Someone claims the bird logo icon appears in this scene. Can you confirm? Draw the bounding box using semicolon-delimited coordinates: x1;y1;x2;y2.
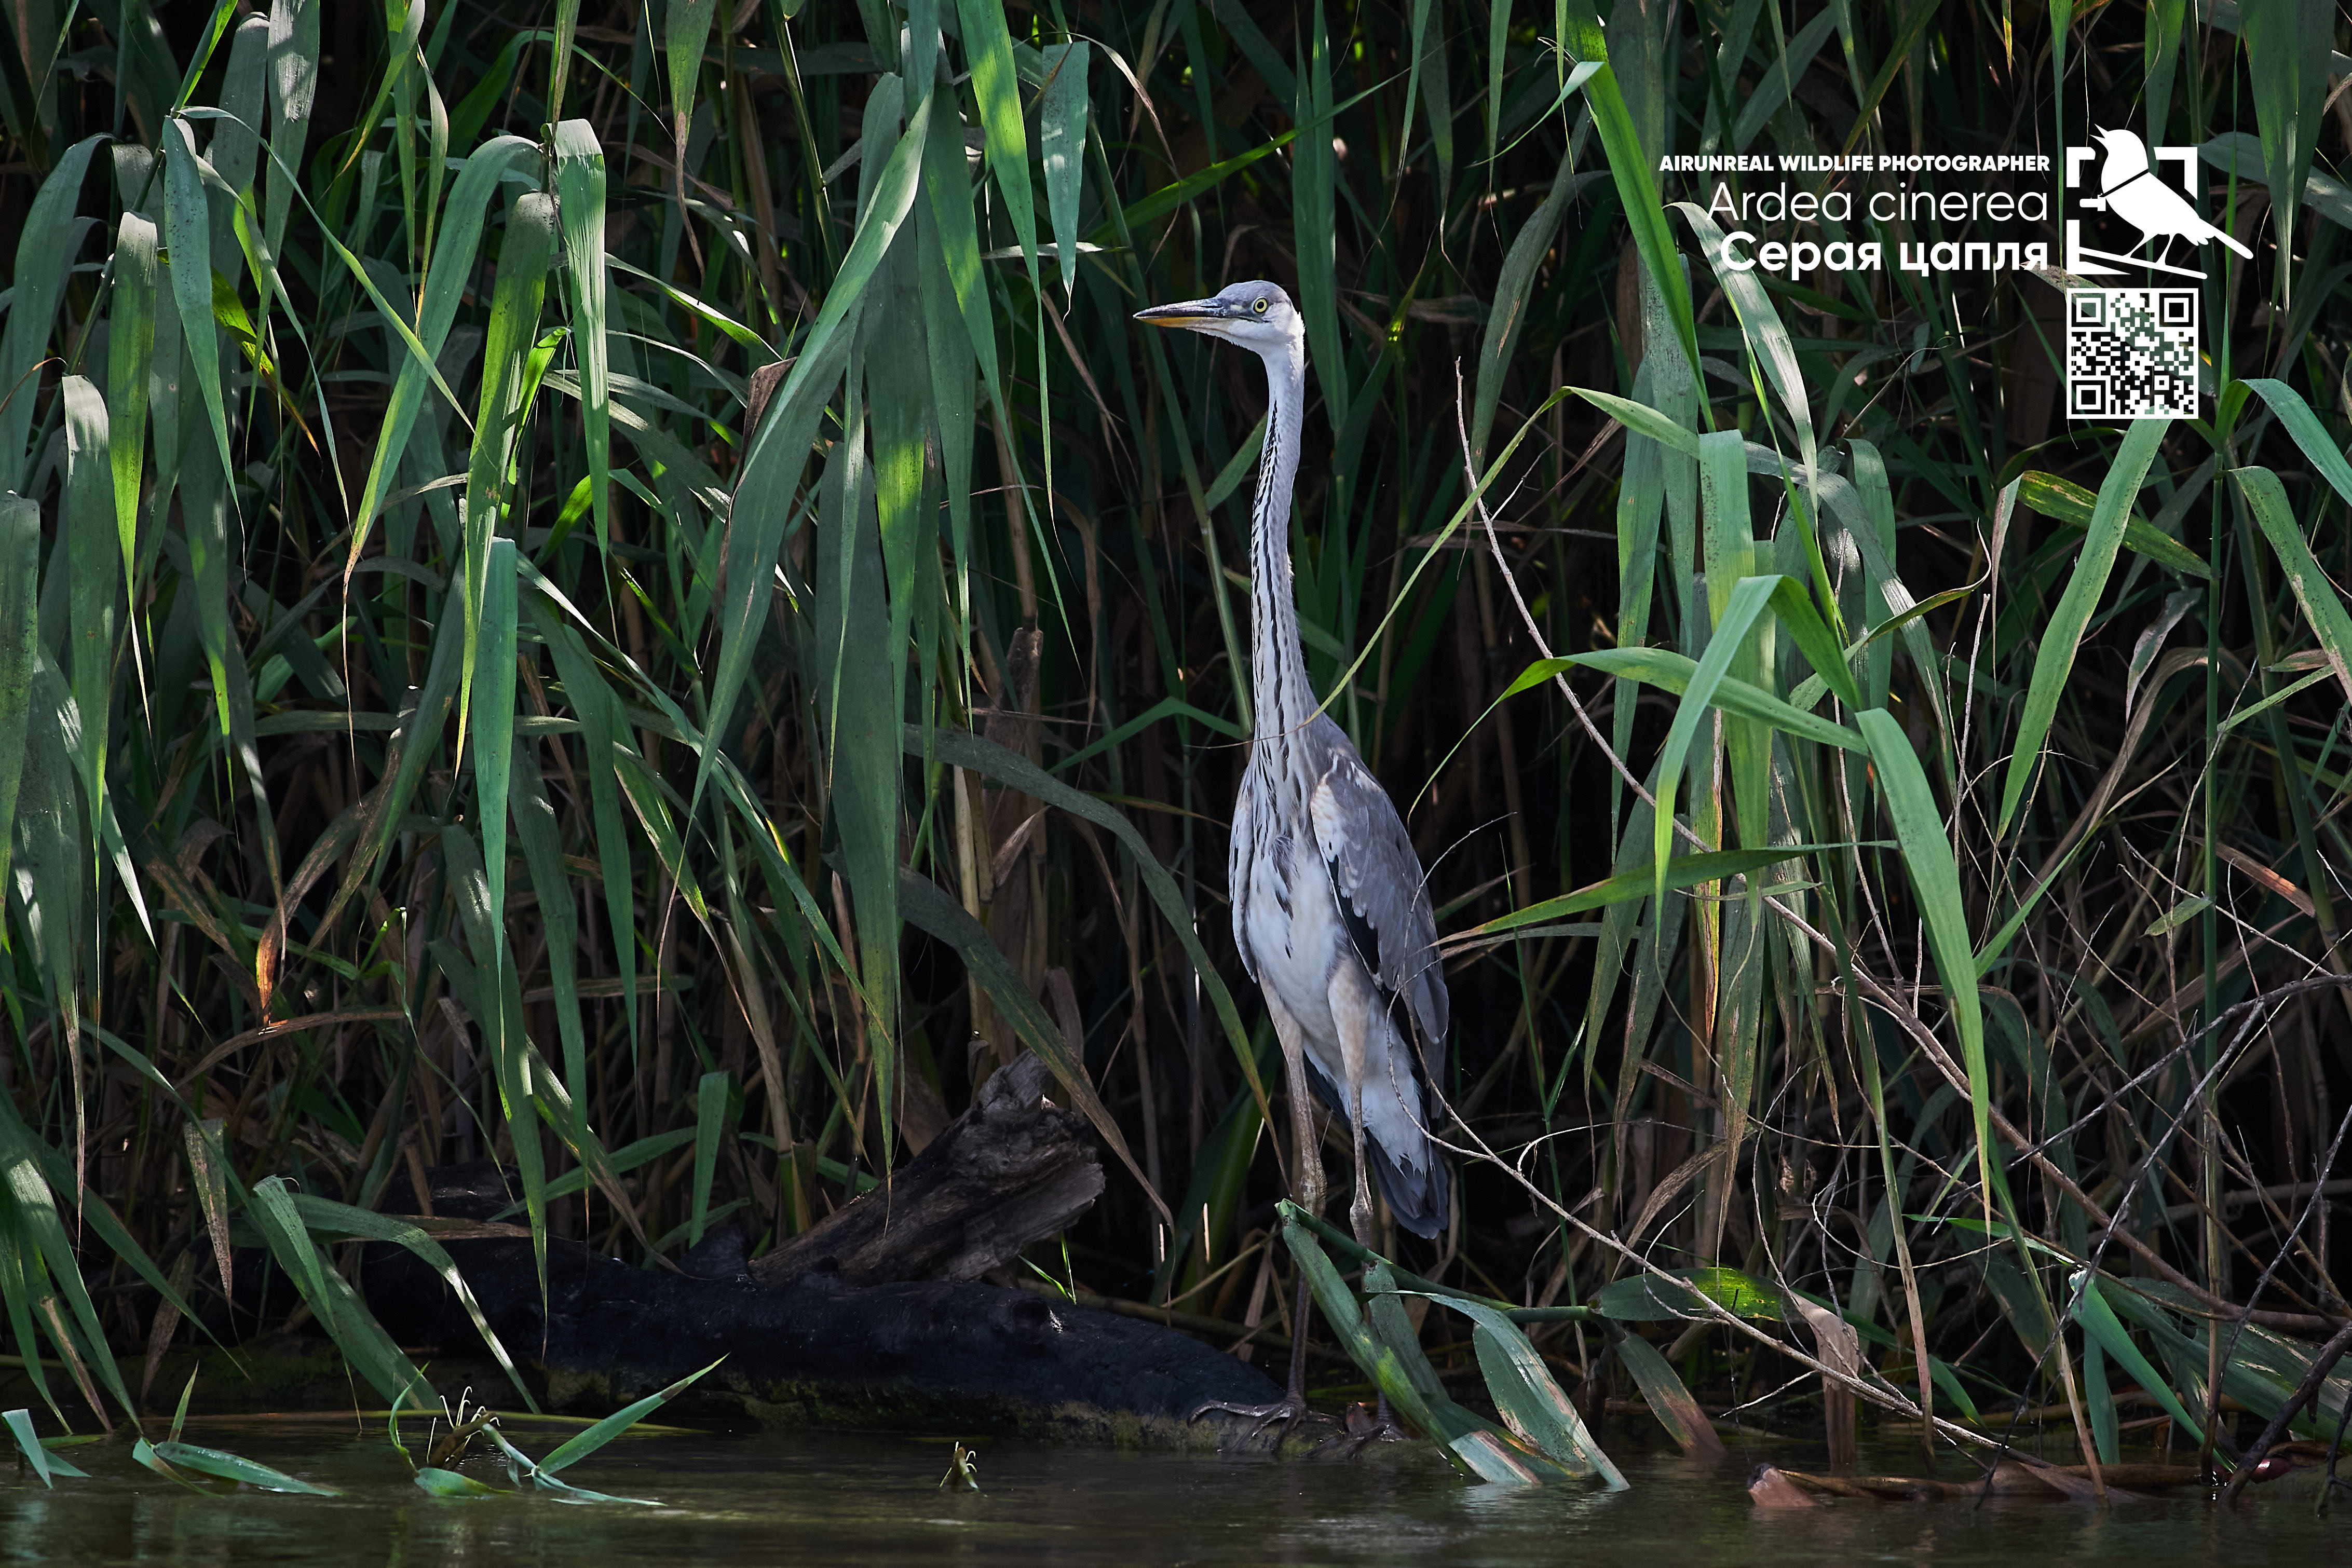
2082;127;2252;270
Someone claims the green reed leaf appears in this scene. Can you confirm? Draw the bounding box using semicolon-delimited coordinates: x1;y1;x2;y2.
1505;646;1865;752
0;134;103;492
1574;386;1701;454
288;1191;537;1412
2017;470;2209;578
2240;378;2352;501
0;1125;137;1423
1416;0;1453;195
1766;576;1863;712
509;742;590;1111
181;1116;233;1301
1607;1323;1724;1456
1858;706;1990;1219
470;534;520;1011
664;0;720;239
104;213;158;623
207;18;267;280
1278;1208;1530;1481
954;0;1038;287
458;196;552;762
1461;846;1836;938
0;1211;65;1422
1567;38;1700;393
345;134;538;566
2240;0;2330;294
1038;41;1090;293
441;825;551;1295
1393;1288;1627;1486
58;378;115;839
2232;463;2352;708
1997;418;2169;834
865;232;930;705
3;1409;86;1485
152;1440;338;1495
915;723;1270;1119
1675;204;1812;465
1731;4;1840;149
262;0;319;324
1472;150;1588;465
529;595;641;1057
915;175;978;635
2070;1272;2208;1449
1645;574;1783;901
1475;1319;1620;1482
815;408;901;1162
696;90;931;839
536;1359;722;1476
1484;0;1511;157
552;120;611;557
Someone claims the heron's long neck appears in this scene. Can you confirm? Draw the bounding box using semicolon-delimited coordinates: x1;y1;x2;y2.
1249;338;1315;745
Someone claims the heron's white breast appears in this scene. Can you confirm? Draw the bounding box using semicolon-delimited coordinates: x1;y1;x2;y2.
1244;826;1343;1038
1234;759;1435;1168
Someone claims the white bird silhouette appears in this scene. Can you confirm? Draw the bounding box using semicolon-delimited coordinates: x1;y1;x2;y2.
2087;127;2252;266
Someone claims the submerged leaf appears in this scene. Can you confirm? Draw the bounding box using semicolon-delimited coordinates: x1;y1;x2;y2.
415;1467;506;1497
151;1440;340;1495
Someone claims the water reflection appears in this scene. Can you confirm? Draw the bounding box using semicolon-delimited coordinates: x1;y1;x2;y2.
0;1424;2335;1565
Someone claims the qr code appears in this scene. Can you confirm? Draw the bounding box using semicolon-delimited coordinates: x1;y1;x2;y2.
2067;289;2198;419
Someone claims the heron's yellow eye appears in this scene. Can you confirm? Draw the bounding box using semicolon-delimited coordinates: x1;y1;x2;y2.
1253;296;1269;314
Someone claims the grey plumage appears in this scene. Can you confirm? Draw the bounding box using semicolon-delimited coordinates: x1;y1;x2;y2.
1309;739;1449;1047
1138;281;1449;1245
1235;711;1451;1235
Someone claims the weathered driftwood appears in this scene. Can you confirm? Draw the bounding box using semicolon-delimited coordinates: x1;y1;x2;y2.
1750;1461;2215;1505
358;1058;1274;1443
751;1053;1105;1288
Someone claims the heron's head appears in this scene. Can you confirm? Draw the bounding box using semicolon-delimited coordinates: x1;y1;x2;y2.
1134;281;1300;352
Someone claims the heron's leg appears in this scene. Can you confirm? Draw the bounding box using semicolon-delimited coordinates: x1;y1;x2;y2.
1271;990;1326;1224
1275;994;1325;1415
1271;990;1324;1415
1190;994;1326;1439
1328;968;1408;1449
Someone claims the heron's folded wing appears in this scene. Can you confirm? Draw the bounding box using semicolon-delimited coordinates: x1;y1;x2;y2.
1308;748;1448;1046
1228;780;1259;981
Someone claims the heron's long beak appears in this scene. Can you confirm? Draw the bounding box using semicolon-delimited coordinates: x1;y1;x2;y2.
1134;298;1228;329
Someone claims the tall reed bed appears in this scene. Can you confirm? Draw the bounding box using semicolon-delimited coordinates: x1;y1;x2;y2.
0;0;2348;1465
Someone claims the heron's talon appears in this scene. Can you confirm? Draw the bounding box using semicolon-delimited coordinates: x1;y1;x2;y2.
1187;1395;1324;1442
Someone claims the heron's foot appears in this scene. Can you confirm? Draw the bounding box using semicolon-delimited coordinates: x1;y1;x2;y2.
1188;1394;1323;1442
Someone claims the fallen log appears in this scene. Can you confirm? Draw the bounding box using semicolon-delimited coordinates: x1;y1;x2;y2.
751;1053;1105;1287
366;1230;1284;1444
359;1057;1282;1444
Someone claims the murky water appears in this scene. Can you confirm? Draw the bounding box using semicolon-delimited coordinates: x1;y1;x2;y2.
2;1420;2342;1565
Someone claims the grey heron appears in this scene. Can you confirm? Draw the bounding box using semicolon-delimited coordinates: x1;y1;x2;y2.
1136;281;1450;1435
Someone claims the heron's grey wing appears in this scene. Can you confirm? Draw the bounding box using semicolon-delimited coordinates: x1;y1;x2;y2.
1228;777;1259;981
1308;746;1447;1046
